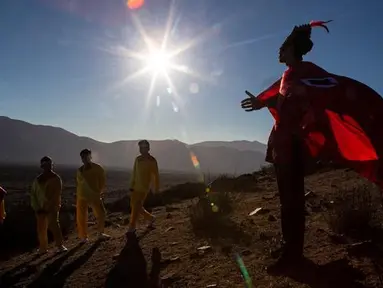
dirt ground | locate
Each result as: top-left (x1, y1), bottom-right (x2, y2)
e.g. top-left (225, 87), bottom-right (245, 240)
top-left (1, 167), bottom-right (383, 287)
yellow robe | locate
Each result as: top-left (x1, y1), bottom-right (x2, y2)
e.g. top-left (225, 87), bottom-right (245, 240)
top-left (31, 173), bottom-right (62, 212)
top-left (129, 154), bottom-right (160, 193)
top-left (76, 163), bottom-right (106, 201)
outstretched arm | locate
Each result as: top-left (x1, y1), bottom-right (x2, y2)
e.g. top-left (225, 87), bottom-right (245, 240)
top-left (241, 79), bottom-right (281, 112)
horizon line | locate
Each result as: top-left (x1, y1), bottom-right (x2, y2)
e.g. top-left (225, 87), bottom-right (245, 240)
top-left (0, 115), bottom-right (267, 145)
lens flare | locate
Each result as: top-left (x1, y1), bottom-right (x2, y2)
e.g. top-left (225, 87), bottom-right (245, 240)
top-left (190, 151), bottom-right (200, 169)
top-left (127, 0), bottom-right (145, 10)
top-left (234, 253), bottom-right (253, 288)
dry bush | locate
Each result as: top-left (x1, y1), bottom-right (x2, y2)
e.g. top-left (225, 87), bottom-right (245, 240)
top-left (325, 183), bottom-right (383, 240)
top-left (189, 191), bottom-right (234, 232)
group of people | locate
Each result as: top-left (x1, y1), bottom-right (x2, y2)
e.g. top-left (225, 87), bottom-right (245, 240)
top-left (0, 139), bottom-right (160, 254)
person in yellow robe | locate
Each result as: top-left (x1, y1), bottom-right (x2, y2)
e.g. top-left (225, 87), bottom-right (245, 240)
top-left (127, 140), bottom-right (160, 235)
top-left (76, 149), bottom-right (110, 242)
top-left (0, 186), bottom-right (6, 225)
top-left (30, 156), bottom-right (67, 254)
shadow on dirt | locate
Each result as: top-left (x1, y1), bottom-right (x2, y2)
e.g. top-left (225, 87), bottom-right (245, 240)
top-left (26, 241), bottom-right (100, 288)
top-left (105, 233), bottom-right (161, 288)
top-left (287, 258), bottom-right (367, 288)
top-left (0, 253), bottom-right (53, 287)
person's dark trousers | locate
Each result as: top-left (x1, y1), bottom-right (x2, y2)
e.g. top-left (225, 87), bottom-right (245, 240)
top-left (274, 136), bottom-right (305, 259)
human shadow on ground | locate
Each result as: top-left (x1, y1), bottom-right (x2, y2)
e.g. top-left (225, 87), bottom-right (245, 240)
top-left (27, 241), bottom-right (100, 288)
top-left (286, 258), bottom-right (367, 288)
top-left (0, 250), bottom-right (69, 288)
top-left (105, 233), bottom-right (161, 288)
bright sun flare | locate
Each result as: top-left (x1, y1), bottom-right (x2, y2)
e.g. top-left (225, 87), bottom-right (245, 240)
top-left (146, 50), bottom-right (171, 73)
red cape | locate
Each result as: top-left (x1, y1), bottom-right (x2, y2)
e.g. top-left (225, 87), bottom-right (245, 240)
top-left (256, 62), bottom-right (383, 187)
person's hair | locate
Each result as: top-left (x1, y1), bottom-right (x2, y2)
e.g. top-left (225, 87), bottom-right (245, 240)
top-left (40, 156), bottom-right (52, 163)
top-left (279, 20), bottom-right (332, 60)
top-left (80, 149), bottom-right (92, 157)
top-left (138, 140), bottom-right (150, 147)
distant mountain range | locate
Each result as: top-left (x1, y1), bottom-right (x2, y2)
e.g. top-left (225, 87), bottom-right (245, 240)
top-left (0, 116), bottom-right (267, 175)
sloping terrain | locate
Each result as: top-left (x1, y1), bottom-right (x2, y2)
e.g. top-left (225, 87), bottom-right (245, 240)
top-left (0, 116), bottom-right (266, 174)
top-left (1, 168), bottom-right (383, 287)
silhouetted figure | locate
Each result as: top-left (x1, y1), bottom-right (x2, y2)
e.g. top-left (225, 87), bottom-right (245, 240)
top-left (241, 19), bottom-right (383, 274)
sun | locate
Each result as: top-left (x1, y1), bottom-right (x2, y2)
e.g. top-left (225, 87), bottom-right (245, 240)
top-left (145, 49), bottom-right (172, 74)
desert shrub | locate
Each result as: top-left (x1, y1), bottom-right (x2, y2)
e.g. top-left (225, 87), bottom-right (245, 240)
top-left (189, 191), bottom-right (234, 232)
top-left (325, 183), bottom-right (383, 240)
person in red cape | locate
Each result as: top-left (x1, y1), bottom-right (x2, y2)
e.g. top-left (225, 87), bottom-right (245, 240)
top-left (241, 20), bottom-right (383, 274)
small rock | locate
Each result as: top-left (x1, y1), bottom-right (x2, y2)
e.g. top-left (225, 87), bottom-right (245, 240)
top-left (197, 245), bottom-right (212, 251)
top-left (268, 215), bottom-right (277, 222)
top-left (162, 256), bottom-right (181, 265)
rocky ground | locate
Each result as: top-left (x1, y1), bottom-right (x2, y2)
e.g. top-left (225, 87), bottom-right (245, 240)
top-left (1, 166), bottom-right (383, 287)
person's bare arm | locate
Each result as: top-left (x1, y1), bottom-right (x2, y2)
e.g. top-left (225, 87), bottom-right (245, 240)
top-left (242, 90), bottom-right (281, 111)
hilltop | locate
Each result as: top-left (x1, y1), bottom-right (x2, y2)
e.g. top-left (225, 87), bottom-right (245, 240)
top-left (1, 165), bottom-right (383, 287)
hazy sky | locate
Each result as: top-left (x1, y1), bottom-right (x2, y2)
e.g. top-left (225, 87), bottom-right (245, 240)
top-left (0, 0), bottom-right (382, 144)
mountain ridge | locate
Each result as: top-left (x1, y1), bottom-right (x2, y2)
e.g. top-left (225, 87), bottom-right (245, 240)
top-left (0, 116), bottom-right (267, 174)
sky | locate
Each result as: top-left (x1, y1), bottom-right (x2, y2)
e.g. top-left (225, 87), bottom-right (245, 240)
top-left (0, 0), bottom-right (382, 144)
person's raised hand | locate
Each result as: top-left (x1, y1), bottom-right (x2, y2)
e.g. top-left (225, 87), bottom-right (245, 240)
top-left (241, 90), bottom-right (263, 111)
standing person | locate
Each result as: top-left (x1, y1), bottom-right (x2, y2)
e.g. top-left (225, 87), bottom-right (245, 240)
top-left (127, 140), bottom-right (160, 235)
top-left (241, 20), bottom-right (383, 274)
top-left (0, 186), bottom-right (6, 225)
top-left (76, 149), bottom-right (111, 242)
top-left (30, 156), bottom-right (67, 254)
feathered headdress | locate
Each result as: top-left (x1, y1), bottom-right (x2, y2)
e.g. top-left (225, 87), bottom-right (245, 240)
top-left (279, 20), bottom-right (332, 59)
